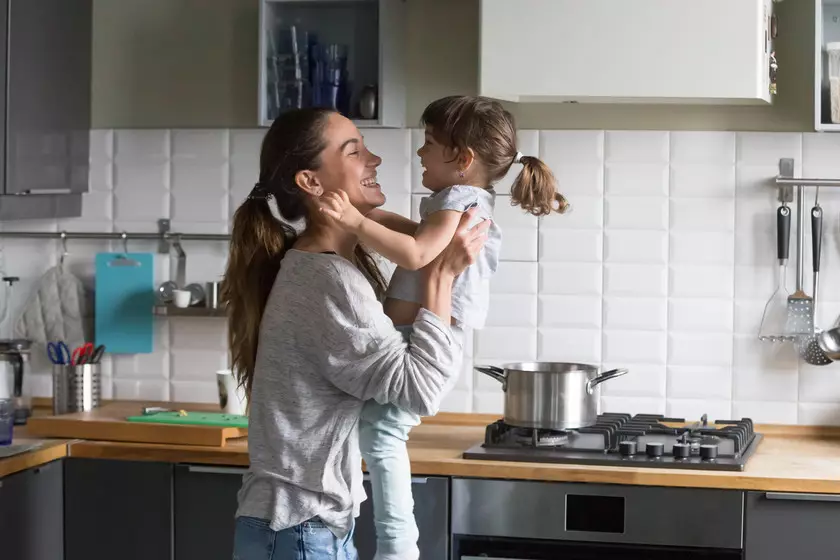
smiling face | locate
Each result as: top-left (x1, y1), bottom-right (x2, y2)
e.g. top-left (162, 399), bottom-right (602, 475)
top-left (416, 126), bottom-right (463, 192)
top-left (298, 112), bottom-right (385, 214)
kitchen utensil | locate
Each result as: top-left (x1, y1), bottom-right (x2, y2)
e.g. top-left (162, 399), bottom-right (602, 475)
top-left (0, 398), bottom-right (12, 445)
top-left (71, 342), bottom-right (94, 365)
top-left (142, 406), bottom-right (172, 415)
top-left (359, 84), bottom-right (377, 119)
top-left (799, 190), bottom-right (832, 365)
top-left (185, 283), bottom-right (205, 306)
top-left (52, 363), bottom-right (101, 415)
top-left (474, 362), bottom-right (628, 431)
top-left (759, 203), bottom-right (793, 342)
top-left (157, 280), bottom-right (177, 304)
top-left (785, 186), bottom-right (813, 335)
top-left (217, 369), bottom-right (248, 415)
top-left (89, 344), bottom-right (106, 364)
top-left (47, 341), bottom-right (71, 365)
top-left (172, 289), bottom-right (191, 308)
top-left (125, 411), bottom-right (248, 428)
top-left (205, 281), bottom-right (221, 309)
top-left (818, 325), bottom-right (840, 360)
top-left (0, 339), bottom-right (32, 425)
top-left (94, 252), bottom-right (154, 354)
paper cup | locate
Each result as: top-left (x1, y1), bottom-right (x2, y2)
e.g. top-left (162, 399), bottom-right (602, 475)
top-left (216, 369), bottom-right (248, 415)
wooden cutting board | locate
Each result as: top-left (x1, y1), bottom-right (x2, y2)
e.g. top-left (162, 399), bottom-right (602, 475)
top-left (26, 401), bottom-right (247, 447)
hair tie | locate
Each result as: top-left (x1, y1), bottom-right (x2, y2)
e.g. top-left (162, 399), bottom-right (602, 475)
top-left (247, 182), bottom-right (272, 201)
top-left (513, 151), bottom-right (525, 164)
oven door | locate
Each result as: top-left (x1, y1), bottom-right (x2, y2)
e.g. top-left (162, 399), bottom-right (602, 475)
top-left (452, 478), bottom-right (745, 559)
top-left (454, 535), bottom-right (743, 559)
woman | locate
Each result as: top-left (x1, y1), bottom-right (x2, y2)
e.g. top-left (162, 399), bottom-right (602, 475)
top-left (221, 107), bottom-right (489, 560)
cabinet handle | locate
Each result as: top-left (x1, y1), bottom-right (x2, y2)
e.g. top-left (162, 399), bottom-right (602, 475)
top-left (363, 474), bottom-right (428, 484)
top-left (765, 492), bottom-right (840, 503)
top-left (186, 465), bottom-right (248, 475)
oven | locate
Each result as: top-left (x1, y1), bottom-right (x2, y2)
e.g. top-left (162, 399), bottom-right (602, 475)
top-left (451, 478), bottom-right (744, 559)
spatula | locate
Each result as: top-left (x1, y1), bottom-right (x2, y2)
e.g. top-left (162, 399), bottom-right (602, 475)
top-left (785, 188), bottom-right (813, 336)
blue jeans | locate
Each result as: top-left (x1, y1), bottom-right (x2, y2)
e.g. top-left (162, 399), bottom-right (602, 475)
top-left (358, 325), bottom-right (464, 560)
top-left (232, 516), bottom-right (358, 560)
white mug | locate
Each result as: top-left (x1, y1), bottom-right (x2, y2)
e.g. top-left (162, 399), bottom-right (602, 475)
top-left (216, 369), bottom-right (248, 415)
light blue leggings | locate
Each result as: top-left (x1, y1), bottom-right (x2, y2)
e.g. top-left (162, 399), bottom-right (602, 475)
top-left (358, 325), bottom-right (464, 560)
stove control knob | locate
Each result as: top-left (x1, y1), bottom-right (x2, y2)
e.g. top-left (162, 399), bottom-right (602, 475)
top-left (672, 442), bottom-right (690, 459)
top-left (619, 441), bottom-right (637, 456)
top-left (700, 443), bottom-right (719, 460)
top-left (645, 442), bottom-right (664, 458)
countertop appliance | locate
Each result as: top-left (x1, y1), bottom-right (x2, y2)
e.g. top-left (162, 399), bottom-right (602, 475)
top-left (462, 413), bottom-right (762, 472)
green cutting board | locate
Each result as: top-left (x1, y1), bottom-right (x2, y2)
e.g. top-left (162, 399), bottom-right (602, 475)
top-left (125, 411), bottom-right (248, 428)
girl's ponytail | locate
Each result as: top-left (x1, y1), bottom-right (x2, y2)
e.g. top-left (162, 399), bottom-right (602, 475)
top-left (511, 155), bottom-right (569, 217)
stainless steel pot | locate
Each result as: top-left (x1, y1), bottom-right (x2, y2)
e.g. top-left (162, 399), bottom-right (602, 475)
top-left (475, 362), bottom-right (628, 431)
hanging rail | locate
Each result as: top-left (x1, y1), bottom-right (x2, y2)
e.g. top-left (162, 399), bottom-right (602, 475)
top-left (0, 219), bottom-right (229, 254)
top-left (776, 158), bottom-right (840, 188)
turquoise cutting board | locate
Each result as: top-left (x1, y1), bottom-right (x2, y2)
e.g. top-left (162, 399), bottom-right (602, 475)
top-left (95, 253), bottom-right (155, 353)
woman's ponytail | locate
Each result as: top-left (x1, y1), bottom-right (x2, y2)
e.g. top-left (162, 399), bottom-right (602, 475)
top-left (220, 196), bottom-right (294, 399)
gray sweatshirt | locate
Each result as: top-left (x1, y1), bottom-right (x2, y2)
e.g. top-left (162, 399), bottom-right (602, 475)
top-left (235, 249), bottom-right (458, 539)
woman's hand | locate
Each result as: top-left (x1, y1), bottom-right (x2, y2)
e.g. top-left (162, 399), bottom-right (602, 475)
top-left (428, 207), bottom-right (490, 279)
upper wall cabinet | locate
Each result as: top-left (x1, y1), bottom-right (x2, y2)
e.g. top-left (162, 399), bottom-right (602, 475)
top-left (0, 0), bottom-right (92, 220)
top-left (258, 0), bottom-right (407, 129)
top-left (817, 0), bottom-right (840, 131)
top-left (479, 0), bottom-right (776, 106)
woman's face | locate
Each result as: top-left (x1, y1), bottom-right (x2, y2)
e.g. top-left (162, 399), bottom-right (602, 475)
top-left (313, 113), bottom-right (384, 214)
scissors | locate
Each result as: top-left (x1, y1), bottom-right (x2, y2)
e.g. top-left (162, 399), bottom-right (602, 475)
top-left (71, 343), bottom-right (94, 365)
top-left (47, 341), bottom-right (71, 365)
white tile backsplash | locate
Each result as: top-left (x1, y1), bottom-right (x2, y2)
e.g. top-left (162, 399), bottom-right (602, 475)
top-left (4, 128), bottom-right (840, 425)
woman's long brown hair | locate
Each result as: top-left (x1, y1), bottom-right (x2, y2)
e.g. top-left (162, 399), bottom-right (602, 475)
top-left (220, 108), bottom-right (385, 398)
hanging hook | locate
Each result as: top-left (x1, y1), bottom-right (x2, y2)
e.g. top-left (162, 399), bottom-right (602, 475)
top-left (121, 232), bottom-right (129, 255)
top-left (59, 231), bottom-right (69, 267)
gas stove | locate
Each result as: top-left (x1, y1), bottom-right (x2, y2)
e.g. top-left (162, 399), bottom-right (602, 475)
top-left (462, 413), bottom-right (762, 471)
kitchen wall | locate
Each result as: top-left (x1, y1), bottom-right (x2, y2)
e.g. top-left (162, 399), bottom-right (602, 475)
top-left (91, 0), bottom-right (817, 131)
top-left (4, 127), bottom-right (840, 426)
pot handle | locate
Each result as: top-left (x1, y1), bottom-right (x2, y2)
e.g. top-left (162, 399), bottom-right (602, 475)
top-left (586, 368), bottom-right (628, 395)
top-left (474, 366), bottom-right (507, 391)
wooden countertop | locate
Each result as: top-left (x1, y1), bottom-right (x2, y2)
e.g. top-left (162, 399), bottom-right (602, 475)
top-left (61, 410), bottom-right (840, 494)
top-left (0, 425), bottom-right (68, 478)
top-left (11, 400), bottom-right (840, 493)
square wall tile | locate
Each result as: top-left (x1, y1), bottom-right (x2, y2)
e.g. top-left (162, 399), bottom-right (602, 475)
top-left (171, 130), bottom-right (228, 159)
top-left (540, 130), bottom-right (604, 164)
top-left (539, 262), bottom-right (602, 295)
top-left (605, 164), bottom-right (669, 196)
top-left (670, 132), bottom-right (735, 164)
top-left (492, 262), bottom-right (538, 294)
top-left (604, 197), bottom-right (668, 230)
top-left (539, 230), bottom-right (602, 262)
top-left (605, 131), bottom-right (669, 163)
top-left (670, 165), bottom-right (736, 198)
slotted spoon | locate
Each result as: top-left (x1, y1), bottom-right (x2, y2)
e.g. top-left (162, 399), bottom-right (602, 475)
top-left (798, 188), bottom-right (832, 365)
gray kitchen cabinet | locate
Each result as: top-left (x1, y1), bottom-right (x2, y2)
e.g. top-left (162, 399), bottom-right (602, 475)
top-left (354, 475), bottom-right (449, 560)
top-left (0, 459), bottom-right (63, 560)
top-left (745, 490), bottom-right (840, 559)
top-left (64, 458), bottom-right (173, 560)
top-left (173, 464), bottom-right (244, 560)
top-left (0, 0), bottom-right (91, 219)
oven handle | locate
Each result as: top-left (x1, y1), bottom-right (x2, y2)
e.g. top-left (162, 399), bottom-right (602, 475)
top-left (363, 474), bottom-right (428, 484)
top-left (765, 492), bottom-right (840, 503)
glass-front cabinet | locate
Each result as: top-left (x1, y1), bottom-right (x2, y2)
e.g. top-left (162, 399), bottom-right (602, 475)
top-left (258, 0), bottom-right (407, 128)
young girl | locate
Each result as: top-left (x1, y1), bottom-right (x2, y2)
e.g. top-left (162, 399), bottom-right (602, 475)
top-left (320, 95), bottom-right (568, 560)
